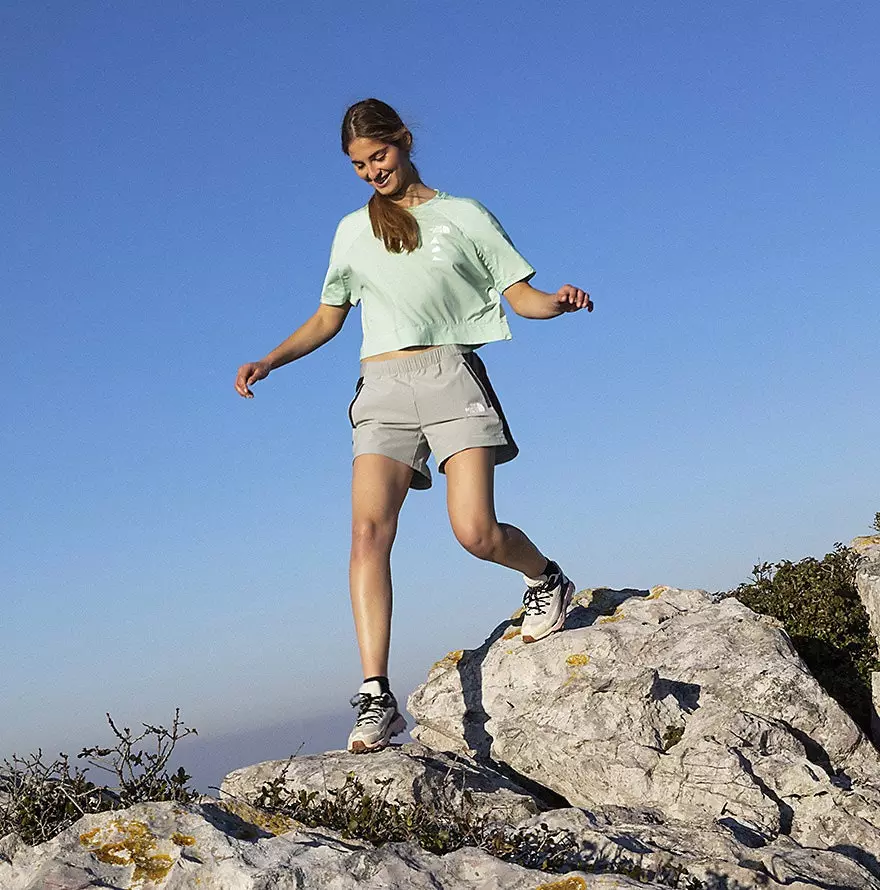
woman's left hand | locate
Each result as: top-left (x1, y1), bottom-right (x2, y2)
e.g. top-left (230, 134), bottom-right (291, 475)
top-left (555, 284), bottom-right (593, 313)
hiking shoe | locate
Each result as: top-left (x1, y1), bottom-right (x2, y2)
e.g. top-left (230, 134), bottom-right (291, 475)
top-left (347, 680), bottom-right (407, 754)
top-left (520, 563), bottom-right (575, 643)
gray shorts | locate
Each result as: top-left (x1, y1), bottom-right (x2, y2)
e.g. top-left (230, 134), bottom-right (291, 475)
top-left (348, 344), bottom-right (518, 490)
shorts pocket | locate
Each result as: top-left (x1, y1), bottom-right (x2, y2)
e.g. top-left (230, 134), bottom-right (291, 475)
top-left (348, 376), bottom-right (364, 428)
top-left (459, 352), bottom-right (494, 409)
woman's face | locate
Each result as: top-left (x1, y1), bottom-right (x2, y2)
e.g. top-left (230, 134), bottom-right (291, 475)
top-left (348, 137), bottom-right (409, 195)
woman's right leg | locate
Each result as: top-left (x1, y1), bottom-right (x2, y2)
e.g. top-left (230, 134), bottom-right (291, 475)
top-left (349, 452), bottom-right (414, 679)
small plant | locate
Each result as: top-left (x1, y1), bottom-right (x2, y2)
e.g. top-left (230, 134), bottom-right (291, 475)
top-left (721, 541), bottom-right (878, 733)
top-left (79, 710), bottom-right (197, 808)
top-left (662, 725), bottom-right (685, 751)
top-left (873, 512), bottom-right (880, 533)
top-left (239, 765), bottom-right (703, 888)
top-left (0, 710), bottom-right (197, 846)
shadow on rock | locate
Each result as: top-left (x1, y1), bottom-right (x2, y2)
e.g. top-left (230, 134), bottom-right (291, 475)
top-left (565, 588), bottom-right (650, 631)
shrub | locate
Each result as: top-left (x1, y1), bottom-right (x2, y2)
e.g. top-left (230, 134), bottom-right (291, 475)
top-left (0, 710), bottom-right (197, 846)
top-left (241, 764), bottom-right (703, 888)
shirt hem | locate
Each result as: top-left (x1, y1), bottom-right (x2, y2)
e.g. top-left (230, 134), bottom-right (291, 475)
top-left (359, 322), bottom-right (512, 360)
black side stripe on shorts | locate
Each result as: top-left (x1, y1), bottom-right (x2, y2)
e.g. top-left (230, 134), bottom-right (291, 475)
top-left (461, 352), bottom-right (517, 449)
top-left (348, 376), bottom-right (364, 428)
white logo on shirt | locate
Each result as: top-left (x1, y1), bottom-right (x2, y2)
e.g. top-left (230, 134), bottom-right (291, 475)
top-left (465, 401), bottom-right (487, 416)
top-left (428, 225), bottom-right (451, 263)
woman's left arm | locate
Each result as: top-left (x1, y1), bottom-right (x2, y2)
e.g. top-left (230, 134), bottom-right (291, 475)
top-left (503, 281), bottom-right (593, 319)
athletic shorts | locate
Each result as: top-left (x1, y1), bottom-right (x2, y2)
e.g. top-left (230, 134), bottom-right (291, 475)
top-left (348, 343), bottom-right (518, 490)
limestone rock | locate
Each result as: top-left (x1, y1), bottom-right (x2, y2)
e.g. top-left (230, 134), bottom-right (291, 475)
top-left (408, 586), bottom-right (880, 882)
top-left (853, 535), bottom-right (880, 658)
top-left (0, 800), bottom-right (653, 889)
top-left (512, 805), bottom-right (880, 890)
top-left (221, 741), bottom-right (543, 824)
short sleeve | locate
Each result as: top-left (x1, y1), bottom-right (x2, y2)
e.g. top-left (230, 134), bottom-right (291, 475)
top-left (461, 199), bottom-right (536, 294)
top-left (319, 221), bottom-right (357, 307)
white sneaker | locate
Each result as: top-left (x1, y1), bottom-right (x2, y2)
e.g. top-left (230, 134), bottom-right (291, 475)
top-left (520, 563), bottom-right (574, 643)
top-left (347, 680), bottom-right (407, 754)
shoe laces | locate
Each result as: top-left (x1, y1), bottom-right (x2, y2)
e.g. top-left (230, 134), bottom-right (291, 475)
top-left (349, 691), bottom-right (392, 727)
top-left (522, 574), bottom-right (559, 615)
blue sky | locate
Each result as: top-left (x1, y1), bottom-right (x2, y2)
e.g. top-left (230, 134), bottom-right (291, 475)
top-left (2, 0), bottom-right (878, 783)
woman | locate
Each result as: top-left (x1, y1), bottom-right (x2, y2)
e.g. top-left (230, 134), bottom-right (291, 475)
top-left (235, 98), bottom-right (592, 754)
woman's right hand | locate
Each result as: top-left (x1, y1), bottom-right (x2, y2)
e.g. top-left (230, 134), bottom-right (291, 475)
top-left (235, 361), bottom-right (271, 398)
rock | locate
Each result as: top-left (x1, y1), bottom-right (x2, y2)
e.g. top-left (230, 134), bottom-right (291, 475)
top-left (853, 535), bottom-right (880, 658)
top-left (512, 805), bottom-right (880, 890)
top-left (408, 585), bottom-right (880, 884)
top-left (853, 536), bottom-right (880, 745)
top-left (221, 741), bottom-right (543, 825)
top-left (0, 800), bottom-right (655, 889)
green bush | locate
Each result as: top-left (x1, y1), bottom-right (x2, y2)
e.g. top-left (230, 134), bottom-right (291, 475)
top-left (243, 764), bottom-right (703, 888)
top-left (722, 541), bottom-right (879, 733)
top-left (0, 710), bottom-right (198, 846)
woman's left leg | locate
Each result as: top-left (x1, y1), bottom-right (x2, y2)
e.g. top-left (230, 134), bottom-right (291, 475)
top-left (444, 445), bottom-right (546, 576)
top-left (444, 445), bottom-right (575, 643)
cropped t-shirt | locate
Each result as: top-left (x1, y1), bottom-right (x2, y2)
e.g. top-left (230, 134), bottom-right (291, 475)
top-left (319, 190), bottom-right (536, 359)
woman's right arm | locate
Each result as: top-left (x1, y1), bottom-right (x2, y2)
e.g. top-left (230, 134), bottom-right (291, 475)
top-left (235, 302), bottom-right (351, 398)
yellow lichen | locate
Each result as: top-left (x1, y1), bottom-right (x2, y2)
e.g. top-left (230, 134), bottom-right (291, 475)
top-left (218, 799), bottom-right (296, 837)
top-left (649, 585), bottom-right (670, 598)
top-left (430, 649), bottom-right (464, 673)
top-left (852, 535), bottom-right (880, 552)
top-left (171, 832), bottom-right (196, 847)
top-left (598, 612), bottom-right (625, 623)
top-left (566, 654), bottom-right (590, 666)
top-left (503, 627), bottom-right (521, 640)
top-left (79, 819), bottom-right (175, 885)
top-left (536, 877), bottom-right (588, 890)
top-left (509, 606), bottom-right (525, 620)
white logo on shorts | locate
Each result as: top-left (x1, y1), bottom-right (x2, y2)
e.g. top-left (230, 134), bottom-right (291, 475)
top-left (465, 401), bottom-right (487, 416)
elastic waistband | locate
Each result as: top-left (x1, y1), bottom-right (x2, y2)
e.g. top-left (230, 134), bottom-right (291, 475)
top-left (360, 344), bottom-right (474, 377)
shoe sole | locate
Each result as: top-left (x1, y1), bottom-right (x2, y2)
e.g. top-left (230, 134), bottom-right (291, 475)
top-left (349, 713), bottom-right (407, 754)
top-left (522, 580), bottom-right (575, 644)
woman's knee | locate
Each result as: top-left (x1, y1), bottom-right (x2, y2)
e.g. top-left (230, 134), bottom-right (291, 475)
top-left (452, 518), bottom-right (502, 560)
top-left (351, 516), bottom-right (398, 560)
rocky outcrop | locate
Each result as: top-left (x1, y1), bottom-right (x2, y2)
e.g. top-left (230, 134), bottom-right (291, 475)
top-left (514, 805), bottom-right (880, 890)
top-left (5, 582), bottom-right (880, 889)
top-left (221, 742), bottom-right (544, 824)
top-left (853, 535), bottom-right (880, 743)
top-left (0, 800), bottom-right (622, 889)
top-left (853, 535), bottom-right (880, 657)
top-left (408, 586), bottom-right (880, 887)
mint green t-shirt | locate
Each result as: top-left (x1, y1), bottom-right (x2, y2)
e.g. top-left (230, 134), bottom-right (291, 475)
top-left (319, 190), bottom-right (536, 359)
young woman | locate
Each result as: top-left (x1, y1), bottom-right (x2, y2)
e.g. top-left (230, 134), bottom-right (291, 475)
top-left (235, 98), bottom-right (592, 754)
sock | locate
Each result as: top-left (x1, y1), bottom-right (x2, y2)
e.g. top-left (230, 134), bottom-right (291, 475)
top-left (527, 559), bottom-right (559, 583)
top-left (363, 675), bottom-right (390, 695)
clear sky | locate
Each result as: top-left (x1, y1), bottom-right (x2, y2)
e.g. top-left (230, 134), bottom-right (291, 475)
top-left (2, 0), bottom-right (878, 782)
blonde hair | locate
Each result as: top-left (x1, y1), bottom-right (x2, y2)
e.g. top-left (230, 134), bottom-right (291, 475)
top-left (341, 98), bottom-right (422, 254)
